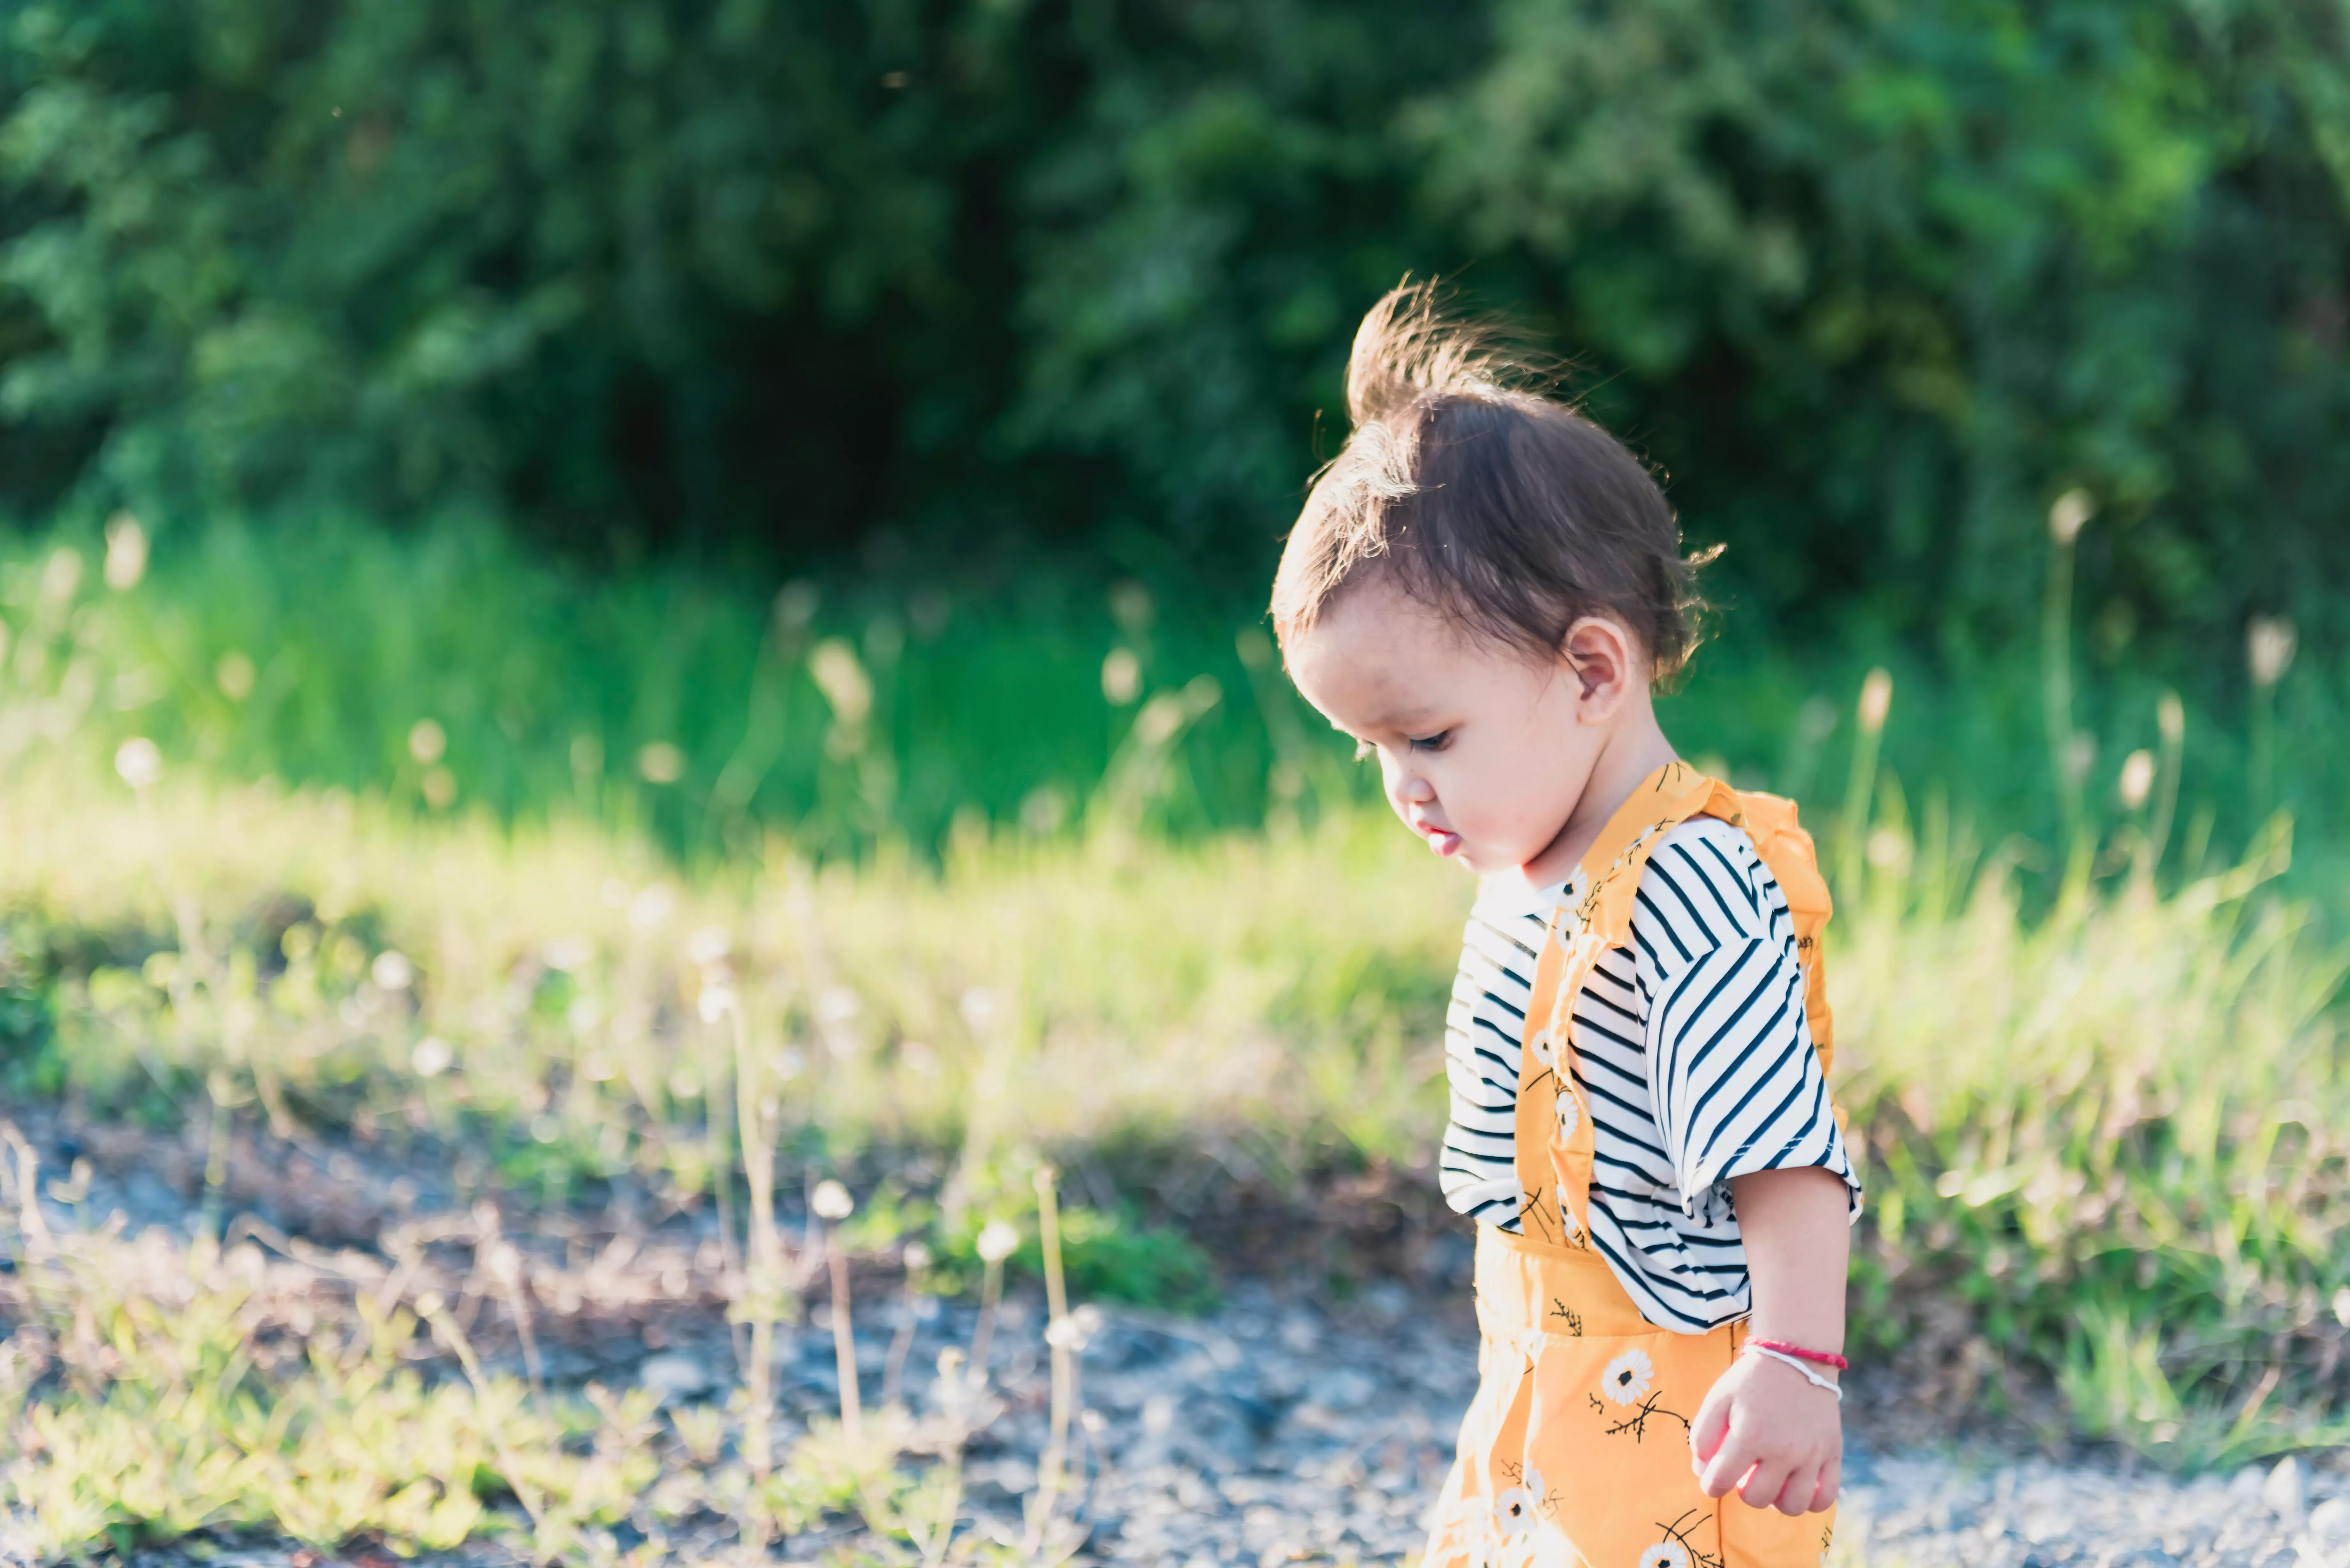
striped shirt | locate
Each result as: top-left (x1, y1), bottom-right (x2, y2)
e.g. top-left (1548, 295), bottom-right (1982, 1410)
top-left (1441, 816), bottom-right (1860, 1332)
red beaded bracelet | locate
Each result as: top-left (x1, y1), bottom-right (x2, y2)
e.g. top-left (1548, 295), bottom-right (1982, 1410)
top-left (1745, 1338), bottom-right (1849, 1371)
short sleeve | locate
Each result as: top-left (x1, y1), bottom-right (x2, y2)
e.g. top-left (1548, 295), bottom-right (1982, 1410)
top-left (1630, 822), bottom-right (1860, 1224)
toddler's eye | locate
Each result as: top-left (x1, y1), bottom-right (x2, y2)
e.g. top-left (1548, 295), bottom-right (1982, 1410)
top-left (1408, 730), bottom-right (1452, 753)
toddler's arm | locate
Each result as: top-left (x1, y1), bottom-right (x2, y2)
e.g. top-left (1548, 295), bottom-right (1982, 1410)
top-left (1688, 1165), bottom-right (1850, 1514)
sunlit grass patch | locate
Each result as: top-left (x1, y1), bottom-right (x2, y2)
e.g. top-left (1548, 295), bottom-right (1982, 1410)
top-left (0, 1147), bottom-right (1108, 1564)
top-left (1836, 822), bottom-right (2350, 1464)
top-left (3, 754), bottom-right (2347, 1473)
top-left (0, 1224), bottom-right (656, 1561)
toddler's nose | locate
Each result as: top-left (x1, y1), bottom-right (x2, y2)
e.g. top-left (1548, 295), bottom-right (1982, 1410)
top-left (1399, 774), bottom-right (1436, 804)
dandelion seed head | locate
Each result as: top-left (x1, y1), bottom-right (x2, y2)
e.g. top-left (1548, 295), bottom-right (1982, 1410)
top-left (2248, 616), bottom-right (2298, 688)
top-left (113, 736), bottom-right (162, 791)
top-left (686, 925), bottom-right (732, 968)
top-left (1101, 647), bottom-right (1141, 705)
top-left (102, 513), bottom-right (147, 592)
top-left (371, 951), bottom-right (414, 991)
top-left (628, 884), bottom-right (676, 932)
top-left (1857, 668), bottom-right (1894, 736)
top-left (214, 650), bottom-right (256, 701)
top-left (808, 638), bottom-right (872, 727)
top-left (2048, 489), bottom-right (2094, 545)
top-left (420, 766), bottom-right (458, 810)
top-left (2119, 750), bottom-right (2156, 811)
top-left (635, 741), bottom-right (686, 784)
top-left (975, 1218), bottom-right (1020, 1263)
top-left (811, 1179), bottom-right (854, 1221)
top-left (407, 719), bottom-right (446, 765)
top-left (411, 1037), bottom-right (454, 1077)
top-left (901, 1241), bottom-right (933, 1272)
top-left (959, 986), bottom-right (998, 1030)
top-left (696, 984), bottom-right (735, 1022)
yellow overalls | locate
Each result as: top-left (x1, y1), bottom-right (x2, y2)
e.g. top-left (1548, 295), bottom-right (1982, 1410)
top-left (1421, 763), bottom-right (1840, 1568)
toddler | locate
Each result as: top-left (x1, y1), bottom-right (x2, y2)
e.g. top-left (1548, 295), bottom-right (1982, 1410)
top-left (1272, 285), bottom-right (1859, 1568)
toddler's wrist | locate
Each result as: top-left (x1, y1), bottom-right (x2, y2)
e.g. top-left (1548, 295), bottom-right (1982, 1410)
top-left (1740, 1342), bottom-right (1844, 1398)
top-left (1745, 1335), bottom-right (1848, 1371)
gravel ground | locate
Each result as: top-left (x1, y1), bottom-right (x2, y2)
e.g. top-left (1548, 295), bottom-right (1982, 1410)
top-left (3, 1110), bottom-right (2340, 1567)
top-left (836, 1283), bottom-right (2350, 1568)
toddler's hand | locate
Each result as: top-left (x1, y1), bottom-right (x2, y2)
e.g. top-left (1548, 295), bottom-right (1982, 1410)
top-left (1688, 1351), bottom-right (1841, 1514)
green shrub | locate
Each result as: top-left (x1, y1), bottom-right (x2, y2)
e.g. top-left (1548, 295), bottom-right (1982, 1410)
top-left (4, 2), bottom-right (2347, 657)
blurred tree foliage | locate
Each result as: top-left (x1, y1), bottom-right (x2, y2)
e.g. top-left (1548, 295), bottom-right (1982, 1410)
top-left (1, 0), bottom-right (2345, 652)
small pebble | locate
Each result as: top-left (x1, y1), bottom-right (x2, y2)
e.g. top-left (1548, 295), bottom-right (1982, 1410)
top-left (2268, 1456), bottom-right (2308, 1523)
top-left (635, 1352), bottom-right (715, 1402)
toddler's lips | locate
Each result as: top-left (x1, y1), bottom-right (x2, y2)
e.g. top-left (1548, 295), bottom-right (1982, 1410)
top-left (1415, 822), bottom-right (1462, 858)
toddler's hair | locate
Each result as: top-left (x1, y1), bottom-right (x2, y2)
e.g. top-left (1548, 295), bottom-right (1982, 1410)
top-left (1271, 281), bottom-right (1705, 681)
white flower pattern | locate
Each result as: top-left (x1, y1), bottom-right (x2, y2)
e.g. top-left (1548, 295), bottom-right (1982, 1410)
top-left (1554, 1086), bottom-right (1580, 1143)
top-left (1599, 1347), bottom-right (1654, 1406)
top-left (1491, 1465), bottom-right (1548, 1550)
top-left (1638, 1541), bottom-right (1690, 1568)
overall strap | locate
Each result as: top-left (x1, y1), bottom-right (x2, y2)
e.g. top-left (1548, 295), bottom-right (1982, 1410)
top-left (1510, 761), bottom-right (1835, 1252)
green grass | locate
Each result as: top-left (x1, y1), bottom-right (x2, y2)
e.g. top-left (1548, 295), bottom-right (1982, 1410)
top-left (0, 512), bottom-right (2346, 1556)
top-left (21, 511), bottom-right (2347, 906)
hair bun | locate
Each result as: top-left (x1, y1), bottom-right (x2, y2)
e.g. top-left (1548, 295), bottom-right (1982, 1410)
top-left (1343, 278), bottom-right (1543, 427)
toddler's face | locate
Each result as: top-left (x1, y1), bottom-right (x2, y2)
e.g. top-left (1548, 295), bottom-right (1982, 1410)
top-left (1285, 579), bottom-right (1615, 880)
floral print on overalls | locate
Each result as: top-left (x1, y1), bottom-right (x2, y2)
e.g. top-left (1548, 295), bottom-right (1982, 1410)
top-left (1420, 762), bottom-right (1839, 1568)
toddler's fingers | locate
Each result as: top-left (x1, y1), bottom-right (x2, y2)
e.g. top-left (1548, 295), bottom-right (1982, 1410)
top-left (1688, 1389), bottom-right (1732, 1469)
top-left (1696, 1429), bottom-right (1756, 1500)
top-left (1737, 1458), bottom-right (1794, 1512)
top-left (1768, 1464), bottom-right (1817, 1517)
top-left (1811, 1453), bottom-right (1841, 1513)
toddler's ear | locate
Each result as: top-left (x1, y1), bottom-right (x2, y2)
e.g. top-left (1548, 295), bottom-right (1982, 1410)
top-left (1560, 617), bottom-right (1641, 713)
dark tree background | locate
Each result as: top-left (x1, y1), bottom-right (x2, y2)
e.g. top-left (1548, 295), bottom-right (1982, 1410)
top-left (3, 0), bottom-right (2347, 656)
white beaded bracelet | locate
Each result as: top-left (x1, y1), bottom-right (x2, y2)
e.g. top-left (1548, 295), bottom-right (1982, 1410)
top-left (1743, 1343), bottom-right (1844, 1399)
